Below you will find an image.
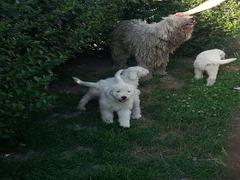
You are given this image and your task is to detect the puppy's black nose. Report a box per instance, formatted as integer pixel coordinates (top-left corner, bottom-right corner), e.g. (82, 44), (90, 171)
(121, 96), (127, 100)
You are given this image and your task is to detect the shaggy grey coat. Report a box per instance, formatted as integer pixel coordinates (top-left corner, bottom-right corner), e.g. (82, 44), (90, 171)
(111, 15), (195, 77)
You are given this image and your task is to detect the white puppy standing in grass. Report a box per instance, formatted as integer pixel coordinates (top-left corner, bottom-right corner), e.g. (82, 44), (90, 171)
(76, 66), (149, 110)
(193, 49), (237, 86)
(73, 70), (141, 128)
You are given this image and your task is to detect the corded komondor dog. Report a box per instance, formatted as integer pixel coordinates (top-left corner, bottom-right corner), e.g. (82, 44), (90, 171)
(194, 49), (237, 86)
(74, 66), (148, 111)
(73, 70), (141, 128)
(111, 15), (195, 77)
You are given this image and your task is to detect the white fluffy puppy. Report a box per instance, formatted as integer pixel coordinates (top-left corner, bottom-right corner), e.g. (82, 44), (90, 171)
(193, 49), (237, 86)
(76, 66), (148, 110)
(73, 70), (141, 128)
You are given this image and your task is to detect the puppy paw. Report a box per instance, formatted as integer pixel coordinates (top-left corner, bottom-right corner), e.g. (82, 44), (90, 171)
(103, 119), (113, 124)
(206, 82), (214, 86)
(120, 124), (130, 128)
(77, 106), (86, 111)
(131, 114), (141, 119)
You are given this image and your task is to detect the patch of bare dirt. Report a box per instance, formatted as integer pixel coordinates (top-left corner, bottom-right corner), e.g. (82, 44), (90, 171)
(49, 55), (114, 94)
(160, 75), (185, 89)
(50, 55), (187, 94)
(50, 85), (88, 94)
(229, 115), (240, 179)
(222, 64), (240, 72)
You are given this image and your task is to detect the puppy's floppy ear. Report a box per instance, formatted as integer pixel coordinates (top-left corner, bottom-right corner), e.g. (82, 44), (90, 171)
(106, 88), (113, 97)
(128, 72), (137, 80)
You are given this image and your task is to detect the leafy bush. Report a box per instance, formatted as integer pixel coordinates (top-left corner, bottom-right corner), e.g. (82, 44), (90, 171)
(0, 0), (125, 140)
(179, 0), (240, 56)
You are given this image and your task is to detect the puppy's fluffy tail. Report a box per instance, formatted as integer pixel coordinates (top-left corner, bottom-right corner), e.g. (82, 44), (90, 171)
(72, 77), (99, 88)
(115, 69), (124, 83)
(210, 58), (237, 65)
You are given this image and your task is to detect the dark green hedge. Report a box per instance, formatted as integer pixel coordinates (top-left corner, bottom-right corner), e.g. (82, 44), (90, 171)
(0, 0), (240, 140)
(0, 0), (125, 139)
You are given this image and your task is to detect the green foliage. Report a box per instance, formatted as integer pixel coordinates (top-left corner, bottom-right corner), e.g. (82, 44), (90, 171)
(179, 0), (240, 56)
(0, 0), (124, 139)
(121, 0), (183, 21)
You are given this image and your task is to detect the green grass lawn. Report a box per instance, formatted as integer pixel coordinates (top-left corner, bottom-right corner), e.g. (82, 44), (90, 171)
(1, 56), (240, 179)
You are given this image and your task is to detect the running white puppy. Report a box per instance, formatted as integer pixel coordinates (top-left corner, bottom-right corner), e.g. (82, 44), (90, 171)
(193, 49), (237, 86)
(76, 66), (148, 110)
(73, 70), (141, 128)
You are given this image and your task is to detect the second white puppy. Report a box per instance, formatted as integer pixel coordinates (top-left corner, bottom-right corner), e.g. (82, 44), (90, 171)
(193, 49), (237, 86)
(76, 66), (149, 110)
(73, 70), (141, 128)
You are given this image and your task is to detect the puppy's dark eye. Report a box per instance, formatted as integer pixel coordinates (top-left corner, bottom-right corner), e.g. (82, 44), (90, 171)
(128, 91), (131, 93)
(117, 91), (120, 93)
